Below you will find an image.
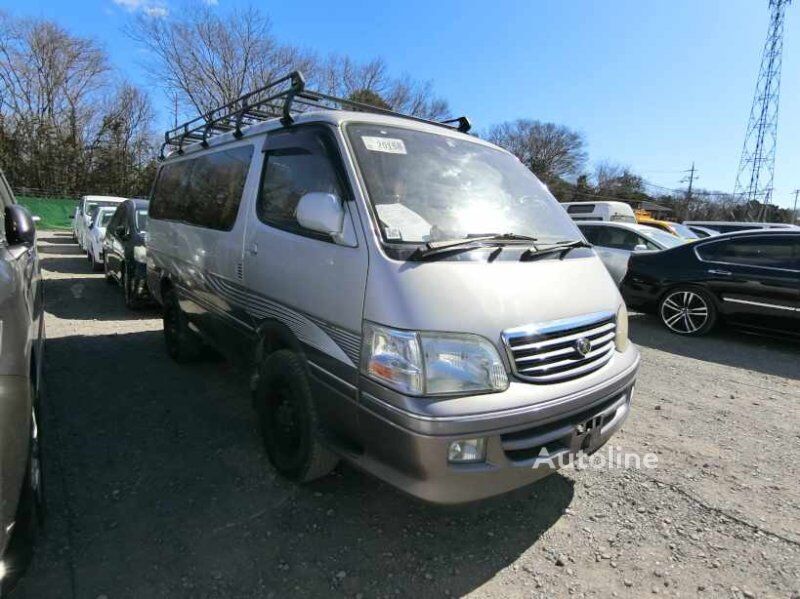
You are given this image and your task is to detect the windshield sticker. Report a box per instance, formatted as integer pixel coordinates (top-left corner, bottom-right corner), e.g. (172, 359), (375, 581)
(375, 203), (431, 240)
(362, 136), (407, 154)
(384, 227), (403, 240)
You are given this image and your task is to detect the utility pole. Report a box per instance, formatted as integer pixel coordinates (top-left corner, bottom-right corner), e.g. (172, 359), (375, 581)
(793, 189), (799, 224)
(682, 162), (697, 201)
(680, 162), (698, 218)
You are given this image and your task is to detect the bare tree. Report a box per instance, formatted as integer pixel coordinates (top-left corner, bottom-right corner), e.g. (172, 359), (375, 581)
(128, 5), (314, 116)
(0, 12), (156, 196)
(486, 119), (587, 181)
(128, 5), (450, 120)
(315, 55), (449, 119)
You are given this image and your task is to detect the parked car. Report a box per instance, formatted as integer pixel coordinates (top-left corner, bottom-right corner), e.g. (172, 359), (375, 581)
(635, 211), (699, 240)
(577, 221), (684, 285)
(71, 195), (126, 251)
(682, 220), (799, 234)
(146, 72), (640, 504)
(561, 201), (637, 223)
(0, 169), (45, 593)
(103, 199), (150, 309)
(86, 206), (117, 272)
(621, 230), (800, 337)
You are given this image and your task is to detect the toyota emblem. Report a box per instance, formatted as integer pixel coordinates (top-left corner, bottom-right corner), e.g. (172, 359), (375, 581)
(574, 337), (592, 357)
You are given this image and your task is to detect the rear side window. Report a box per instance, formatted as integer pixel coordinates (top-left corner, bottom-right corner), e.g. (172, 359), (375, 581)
(150, 145), (254, 231)
(567, 204), (595, 214)
(697, 236), (799, 270)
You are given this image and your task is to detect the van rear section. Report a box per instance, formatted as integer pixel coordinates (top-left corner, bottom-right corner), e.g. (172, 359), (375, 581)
(146, 71), (639, 503)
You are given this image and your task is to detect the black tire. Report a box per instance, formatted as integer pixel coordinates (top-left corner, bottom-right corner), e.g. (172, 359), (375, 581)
(123, 268), (143, 310)
(103, 255), (115, 284)
(658, 286), (718, 336)
(255, 350), (338, 483)
(162, 288), (202, 363)
(90, 250), (102, 272)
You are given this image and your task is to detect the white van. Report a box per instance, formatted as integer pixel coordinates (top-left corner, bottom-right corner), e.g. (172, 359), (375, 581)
(146, 72), (640, 504)
(562, 201), (637, 223)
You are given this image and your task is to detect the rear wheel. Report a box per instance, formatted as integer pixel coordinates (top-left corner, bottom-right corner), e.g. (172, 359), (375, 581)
(103, 255), (115, 284)
(255, 350), (338, 482)
(659, 287), (717, 336)
(123, 268), (143, 310)
(162, 288), (202, 362)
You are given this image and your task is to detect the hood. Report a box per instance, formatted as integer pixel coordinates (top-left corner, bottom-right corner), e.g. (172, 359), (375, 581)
(364, 250), (622, 344)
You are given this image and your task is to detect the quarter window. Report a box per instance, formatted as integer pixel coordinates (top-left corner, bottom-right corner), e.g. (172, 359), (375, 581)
(697, 236), (799, 270)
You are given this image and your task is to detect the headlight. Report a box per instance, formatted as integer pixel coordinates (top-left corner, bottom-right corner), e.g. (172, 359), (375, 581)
(615, 303), (630, 352)
(361, 322), (508, 396)
(133, 245), (147, 263)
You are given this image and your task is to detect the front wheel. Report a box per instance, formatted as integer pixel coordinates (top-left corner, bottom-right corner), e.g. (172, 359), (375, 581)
(123, 268), (143, 310)
(255, 350), (338, 483)
(103, 255), (115, 284)
(659, 287), (717, 336)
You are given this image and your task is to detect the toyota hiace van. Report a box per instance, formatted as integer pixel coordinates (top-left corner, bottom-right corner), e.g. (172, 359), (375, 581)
(146, 72), (640, 503)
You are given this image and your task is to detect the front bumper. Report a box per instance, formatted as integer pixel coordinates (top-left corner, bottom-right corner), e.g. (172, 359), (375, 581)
(349, 348), (639, 504)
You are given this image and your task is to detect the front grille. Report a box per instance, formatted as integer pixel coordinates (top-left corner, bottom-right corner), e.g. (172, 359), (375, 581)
(503, 311), (616, 383)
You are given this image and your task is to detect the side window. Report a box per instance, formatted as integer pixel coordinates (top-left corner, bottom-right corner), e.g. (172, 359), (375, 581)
(697, 236), (798, 270)
(150, 160), (193, 221)
(257, 131), (346, 237)
(187, 146), (254, 230)
(150, 145), (253, 231)
(579, 226), (601, 244)
(637, 235), (659, 251)
(599, 228), (640, 250)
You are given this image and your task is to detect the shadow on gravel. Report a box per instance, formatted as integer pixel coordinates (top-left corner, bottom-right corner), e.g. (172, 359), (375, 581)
(17, 329), (573, 598)
(38, 244), (85, 256)
(43, 276), (158, 321)
(630, 313), (799, 380)
(39, 255), (94, 274)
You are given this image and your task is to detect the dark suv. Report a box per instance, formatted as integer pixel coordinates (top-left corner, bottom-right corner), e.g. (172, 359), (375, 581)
(103, 198), (151, 309)
(0, 169), (45, 592)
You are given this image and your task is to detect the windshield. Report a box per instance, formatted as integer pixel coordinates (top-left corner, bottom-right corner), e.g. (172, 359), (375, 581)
(668, 222), (699, 239)
(135, 209), (149, 231)
(347, 124), (581, 244)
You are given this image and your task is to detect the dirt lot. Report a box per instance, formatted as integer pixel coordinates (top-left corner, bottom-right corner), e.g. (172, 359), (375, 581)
(11, 231), (800, 598)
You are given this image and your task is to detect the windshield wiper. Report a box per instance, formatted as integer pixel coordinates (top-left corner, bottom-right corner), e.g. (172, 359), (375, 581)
(413, 233), (539, 260)
(520, 240), (592, 261)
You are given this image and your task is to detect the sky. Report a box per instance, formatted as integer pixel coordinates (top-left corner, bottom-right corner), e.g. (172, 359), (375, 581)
(2, 0), (799, 209)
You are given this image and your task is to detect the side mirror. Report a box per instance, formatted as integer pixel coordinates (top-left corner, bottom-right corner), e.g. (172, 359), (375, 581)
(69, 214), (75, 219)
(5, 205), (36, 246)
(633, 244), (648, 252)
(296, 192), (345, 242)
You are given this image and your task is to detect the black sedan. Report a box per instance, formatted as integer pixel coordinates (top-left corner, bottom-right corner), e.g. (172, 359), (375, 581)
(102, 198), (151, 309)
(621, 230), (799, 337)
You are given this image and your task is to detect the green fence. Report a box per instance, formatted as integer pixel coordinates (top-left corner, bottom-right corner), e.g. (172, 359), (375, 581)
(16, 196), (77, 230)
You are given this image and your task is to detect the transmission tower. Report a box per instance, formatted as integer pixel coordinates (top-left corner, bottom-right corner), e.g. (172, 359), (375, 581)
(733, 0), (792, 219)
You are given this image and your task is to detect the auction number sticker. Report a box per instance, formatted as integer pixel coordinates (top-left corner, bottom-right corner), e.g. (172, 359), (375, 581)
(362, 136), (407, 154)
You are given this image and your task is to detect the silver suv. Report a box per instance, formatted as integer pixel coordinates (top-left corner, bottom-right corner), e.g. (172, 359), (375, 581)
(0, 169), (45, 591)
(146, 72), (640, 503)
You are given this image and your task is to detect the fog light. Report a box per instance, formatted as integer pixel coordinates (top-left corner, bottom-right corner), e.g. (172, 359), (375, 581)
(448, 438), (486, 463)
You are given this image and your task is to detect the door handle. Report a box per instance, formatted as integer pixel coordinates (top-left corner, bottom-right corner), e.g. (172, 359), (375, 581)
(247, 242), (258, 256)
(708, 269), (731, 276)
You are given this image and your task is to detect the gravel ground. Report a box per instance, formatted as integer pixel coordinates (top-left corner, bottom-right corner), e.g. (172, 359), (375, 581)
(10, 231), (800, 599)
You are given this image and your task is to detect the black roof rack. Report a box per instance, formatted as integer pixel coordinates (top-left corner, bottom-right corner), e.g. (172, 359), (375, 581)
(160, 70), (471, 159)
